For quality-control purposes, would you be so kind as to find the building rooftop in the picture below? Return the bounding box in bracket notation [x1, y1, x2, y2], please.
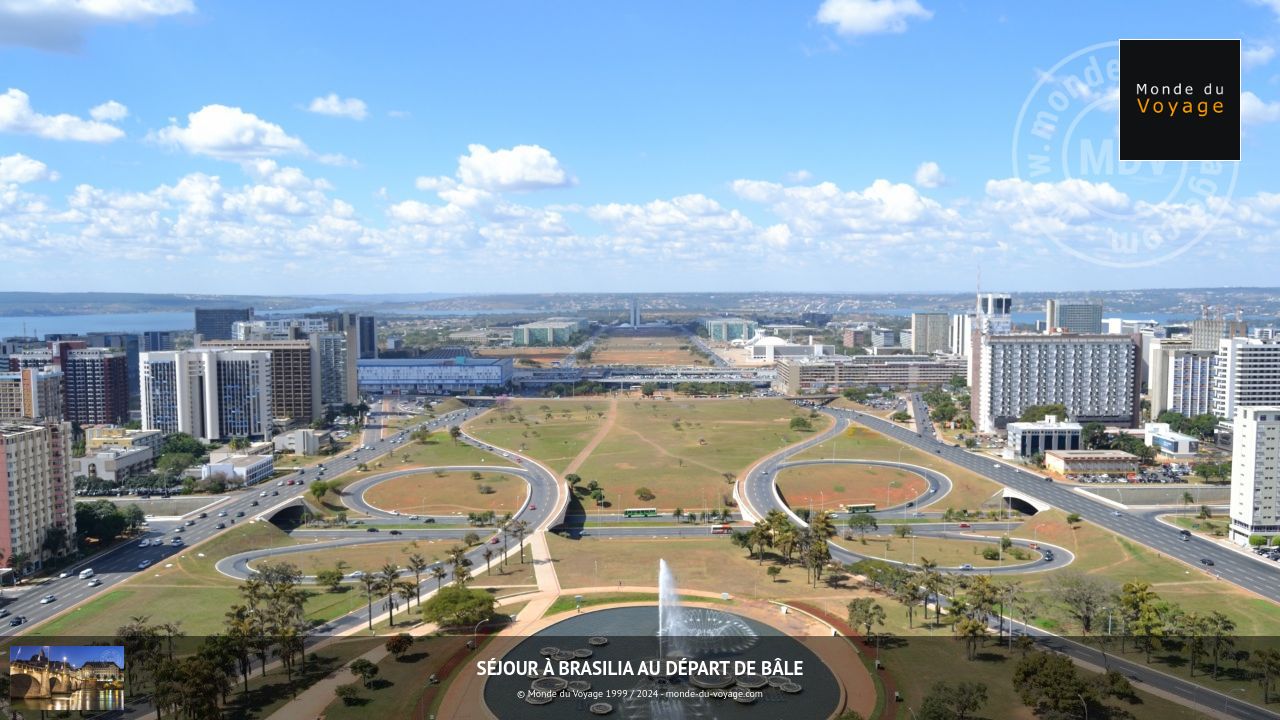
[1044, 449, 1138, 459]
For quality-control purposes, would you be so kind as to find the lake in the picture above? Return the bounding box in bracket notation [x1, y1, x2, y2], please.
[0, 311, 194, 338]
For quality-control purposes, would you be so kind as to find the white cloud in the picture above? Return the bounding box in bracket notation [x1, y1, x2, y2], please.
[387, 200, 469, 226]
[456, 144, 574, 192]
[0, 154, 59, 184]
[152, 105, 307, 159]
[816, 0, 932, 36]
[1242, 90, 1280, 126]
[1243, 43, 1276, 70]
[984, 177, 1129, 223]
[89, 100, 129, 122]
[0, 0, 194, 51]
[784, 169, 813, 183]
[914, 161, 946, 188]
[306, 94, 368, 120]
[1252, 0, 1280, 19]
[0, 88, 125, 142]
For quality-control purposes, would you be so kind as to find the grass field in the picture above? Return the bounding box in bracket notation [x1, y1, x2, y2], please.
[467, 399, 610, 474]
[1163, 513, 1231, 538]
[336, 434, 500, 489]
[546, 533, 858, 599]
[775, 462, 927, 510]
[475, 347, 571, 365]
[363, 470, 526, 515]
[105, 496, 219, 516]
[244, 538, 537, 588]
[321, 634, 474, 720]
[794, 424, 1005, 512]
[832, 534, 1041, 568]
[589, 331, 704, 365]
[571, 398, 830, 511]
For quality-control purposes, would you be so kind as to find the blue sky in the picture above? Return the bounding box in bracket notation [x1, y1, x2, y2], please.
[2, 1, 1279, 294]
[10, 644, 124, 668]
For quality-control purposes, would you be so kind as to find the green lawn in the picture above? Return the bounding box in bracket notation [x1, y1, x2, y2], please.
[467, 399, 610, 474]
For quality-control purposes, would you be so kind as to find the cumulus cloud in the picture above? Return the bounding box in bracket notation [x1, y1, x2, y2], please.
[1242, 90, 1280, 126]
[1243, 43, 1276, 70]
[152, 105, 307, 159]
[306, 93, 368, 120]
[914, 161, 946, 188]
[0, 88, 125, 142]
[816, 0, 932, 36]
[456, 144, 574, 192]
[0, 154, 59, 184]
[784, 169, 814, 183]
[89, 100, 129, 122]
[0, 0, 194, 51]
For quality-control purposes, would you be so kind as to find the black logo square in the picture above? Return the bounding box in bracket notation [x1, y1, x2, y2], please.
[1119, 39, 1240, 161]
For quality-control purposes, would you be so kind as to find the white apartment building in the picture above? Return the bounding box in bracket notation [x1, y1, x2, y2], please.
[910, 313, 950, 355]
[1147, 338, 1215, 418]
[140, 349, 274, 442]
[972, 334, 1139, 432]
[1229, 407, 1280, 545]
[949, 313, 973, 358]
[0, 422, 75, 573]
[1212, 338, 1280, 424]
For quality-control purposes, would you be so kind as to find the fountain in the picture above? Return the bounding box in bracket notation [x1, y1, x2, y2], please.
[657, 559, 688, 660]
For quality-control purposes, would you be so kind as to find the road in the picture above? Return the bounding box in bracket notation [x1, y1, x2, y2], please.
[688, 334, 730, 367]
[0, 402, 486, 636]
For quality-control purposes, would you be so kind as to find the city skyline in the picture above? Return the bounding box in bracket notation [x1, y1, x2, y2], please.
[3, 1, 1280, 293]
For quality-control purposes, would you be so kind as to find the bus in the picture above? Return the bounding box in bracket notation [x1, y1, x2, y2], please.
[710, 524, 733, 535]
[845, 503, 876, 514]
[623, 507, 658, 518]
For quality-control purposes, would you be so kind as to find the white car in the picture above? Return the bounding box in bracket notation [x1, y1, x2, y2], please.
[138, 539, 150, 548]
[137, 560, 152, 570]
[39, 595, 56, 604]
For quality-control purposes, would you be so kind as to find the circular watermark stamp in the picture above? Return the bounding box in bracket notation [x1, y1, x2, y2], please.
[1011, 41, 1238, 267]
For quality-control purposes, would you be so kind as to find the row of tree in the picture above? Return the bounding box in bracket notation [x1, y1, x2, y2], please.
[730, 508, 836, 587]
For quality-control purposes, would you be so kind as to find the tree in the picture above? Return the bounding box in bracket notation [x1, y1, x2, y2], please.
[1249, 647, 1280, 704]
[1206, 611, 1237, 678]
[430, 564, 448, 591]
[359, 573, 379, 632]
[918, 681, 988, 720]
[386, 632, 414, 660]
[161, 432, 206, 457]
[565, 473, 582, 488]
[1012, 651, 1096, 717]
[766, 566, 782, 582]
[635, 487, 656, 502]
[1019, 403, 1069, 423]
[847, 513, 877, 543]
[309, 480, 333, 502]
[349, 658, 379, 688]
[1081, 422, 1108, 450]
[421, 585, 497, 628]
[846, 597, 886, 641]
[789, 416, 813, 432]
[379, 563, 403, 626]
[809, 509, 837, 540]
[335, 683, 361, 705]
[1065, 512, 1081, 526]
[1119, 581, 1162, 659]
[316, 568, 345, 593]
[890, 410, 911, 423]
[448, 425, 462, 444]
[507, 519, 530, 564]
[1052, 573, 1113, 636]
[407, 554, 429, 606]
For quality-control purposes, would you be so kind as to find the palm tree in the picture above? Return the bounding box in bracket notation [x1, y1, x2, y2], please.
[359, 573, 379, 632]
[508, 520, 530, 564]
[395, 580, 417, 619]
[809, 510, 837, 540]
[430, 564, 447, 591]
[407, 554, 429, 607]
[895, 575, 926, 629]
[482, 547, 495, 575]
[380, 563, 402, 626]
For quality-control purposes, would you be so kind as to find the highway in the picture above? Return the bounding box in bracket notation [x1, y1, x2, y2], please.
[0, 403, 486, 637]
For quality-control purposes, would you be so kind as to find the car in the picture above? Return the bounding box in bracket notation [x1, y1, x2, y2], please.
[1180, 534, 1190, 541]
[489, 537, 501, 544]
[138, 560, 152, 570]
[173, 527, 184, 534]
[198, 512, 208, 518]
[259, 491, 268, 497]
[366, 527, 379, 532]
[88, 578, 102, 587]
[138, 539, 150, 547]
[277, 480, 285, 486]
[58, 571, 71, 578]
[957, 523, 971, 529]
[171, 538, 183, 546]
[297, 469, 306, 475]
[906, 501, 915, 508]
[389, 530, 402, 535]
[960, 564, 974, 571]
[528, 504, 537, 511]
[1043, 555, 1054, 562]
[215, 522, 226, 529]
[40, 595, 56, 604]
[993, 463, 1000, 469]
[249, 500, 258, 507]
[1111, 511, 1122, 516]
[218, 510, 228, 517]
[422, 517, 436, 524]
[235, 510, 245, 517]
[270, 490, 279, 496]
[0, 609, 8, 618]
[185, 519, 195, 526]
[1200, 558, 1215, 566]
[8, 616, 25, 626]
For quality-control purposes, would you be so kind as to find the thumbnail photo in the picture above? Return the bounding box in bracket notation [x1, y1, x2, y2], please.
[9, 645, 126, 713]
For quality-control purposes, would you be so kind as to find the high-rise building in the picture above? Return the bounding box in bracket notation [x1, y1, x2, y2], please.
[0, 368, 63, 421]
[200, 339, 319, 426]
[85, 332, 141, 409]
[1213, 337, 1280, 423]
[969, 292, 1014, 388]
[972, 333, 1140, 432]
[1147, 339, 1215, 419]
[1191, 317, 1248, 351]
[1229, 406, 1280, 545]
[312, 331, 349, 407]
[1045, 300, 1104, 334]
[194, 307, 254, 341]
[630, 298, 640, 327]
[910, 313, 950, 355]
[142, 331, 175, 352]
[870, 329, 898, 348]
[232, 317, 331, 341]
[62, 347, 129, 425]
[514, 318, 590, 345]
[140, 349, 273, 442]
[0, 421, 75, 573]
[949, 313, 974, 357]
[305, 312, 360, 404]
[358, 315, 377, 359]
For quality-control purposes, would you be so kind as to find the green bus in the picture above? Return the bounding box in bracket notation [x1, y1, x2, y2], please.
[845, 503, 876, 514]
[623, 507, 658, 518]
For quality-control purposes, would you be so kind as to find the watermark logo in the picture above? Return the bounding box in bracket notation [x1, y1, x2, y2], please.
[1011, 41, 1238, 268]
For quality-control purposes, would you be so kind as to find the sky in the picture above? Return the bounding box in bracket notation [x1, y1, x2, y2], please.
[2, 0, 1280, 294]
[10, 644, 125, 668]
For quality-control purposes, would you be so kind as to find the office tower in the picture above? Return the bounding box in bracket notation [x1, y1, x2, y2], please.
[870, 329, 898, 348]
[0, 368, 63, 421]
[1045, 300, 1104, 334]
[1229, 407, 1280, 545]
[1147, 338, 1215, 418]
[972, 333, 1139, 432]
[312, 331, 349, 407]
[975, 292, 1013, 334]
[1191, 317, 1248, 351]
[200, 339, 319, 425]
[62, 347, 129, 425]
[0, 421, 75, 572]
[305, 312, 360, 404]
[949, 313, 973, 358]
[86, 332, 140, 408]
[232, 317, 331, 341]
[910, 313, 950, 354]
[142, 331, 175, 352]
[358, 315, 377, 359]
[194, 307, 254, 341]
[630, 298, 640, 326]
[141, 349, 273, 442]
[1213, 337, 1280, 422]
